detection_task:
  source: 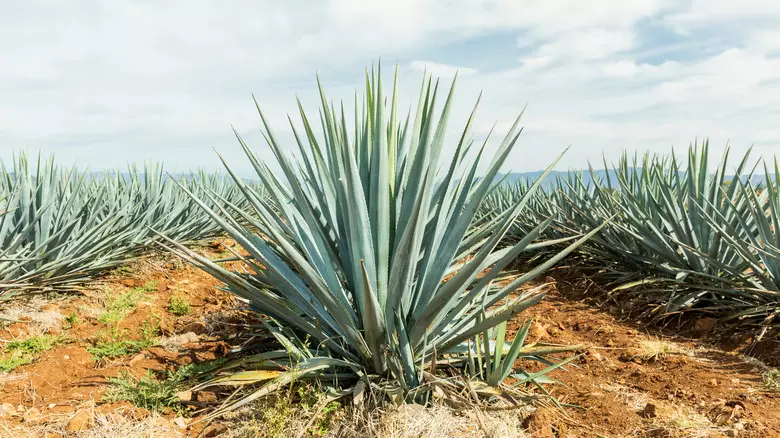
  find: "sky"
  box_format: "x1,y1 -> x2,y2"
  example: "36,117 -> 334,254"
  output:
1,1 -> 780,177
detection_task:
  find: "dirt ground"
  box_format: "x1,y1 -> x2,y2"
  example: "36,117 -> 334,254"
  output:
1,243 -> 778,437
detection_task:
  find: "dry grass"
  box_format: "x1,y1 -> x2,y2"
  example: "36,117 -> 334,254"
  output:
332,403 -> 529,438
601,382 -> 651,411
0,296 -> 64,334
0,404 -> 181,438
219,395 -> 529,438
601,382 -> 732,437
634,339 -> 692,362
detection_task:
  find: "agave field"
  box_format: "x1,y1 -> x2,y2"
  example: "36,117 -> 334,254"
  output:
480,145 -> 780,330
1,67 -> 779,436
0,154 -> 250,300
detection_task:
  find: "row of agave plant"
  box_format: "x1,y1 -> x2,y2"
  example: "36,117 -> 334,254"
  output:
159,68 -> 603,415
0,154 -> 250,300
480,144 -> 780,330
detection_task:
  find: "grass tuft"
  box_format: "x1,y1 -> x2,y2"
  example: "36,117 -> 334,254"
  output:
97,284 -> 156,324
0,334 -> 67,372
764,368 -> 779,391
226,386 -> 343,438
88,319 -> 159,361
104,360 -> 226,414
0,355 -> 32,373
633,339 -> 690,362
63,312 -> 81,329
6,334 -> 66,354
104,370 -> 184,414
167,296 -> 191,316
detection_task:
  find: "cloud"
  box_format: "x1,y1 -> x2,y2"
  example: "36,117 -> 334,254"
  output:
408,61 -> 478,77
0,0 -> 778,175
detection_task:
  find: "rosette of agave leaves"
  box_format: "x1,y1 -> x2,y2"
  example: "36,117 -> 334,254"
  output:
161,66 -> 603,417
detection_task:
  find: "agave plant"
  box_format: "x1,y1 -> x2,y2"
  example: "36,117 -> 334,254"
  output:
483,142 -> 780,328
162,67 -> 600,414
699,159 -> 780,327
0,153 -> 251,299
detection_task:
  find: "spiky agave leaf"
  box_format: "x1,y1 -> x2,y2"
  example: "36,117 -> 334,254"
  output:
167,65 -> 597,407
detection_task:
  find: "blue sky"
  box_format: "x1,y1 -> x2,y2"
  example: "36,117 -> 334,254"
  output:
1,1 -> 779,177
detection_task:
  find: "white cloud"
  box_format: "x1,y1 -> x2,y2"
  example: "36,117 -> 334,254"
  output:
0,0 -> 778,176
409,61 -> 478,78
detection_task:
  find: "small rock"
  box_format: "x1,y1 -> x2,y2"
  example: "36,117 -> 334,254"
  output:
710,379 -> 718,386
177,391 -> 193,402
181,321 -> 207,335
639,403 -> 657,419
63,354 -> 70,360
121,279 -> 135,287
694,317 -> 716,332
178,332 -> 200,344
128,353 -> 147,365
66,409 -> 94,432
196,391 -> 218,403
159,318 -> 175,335
530,323 -> 549,340
48,403 -> 56,409
523,408 -> 564,438
174,417 -> 187,428
203,424 -> 228,437
147,346 -> 179,361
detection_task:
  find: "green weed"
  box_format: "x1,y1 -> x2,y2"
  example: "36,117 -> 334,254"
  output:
137,281 -> 158,292
103,370 -> 183,414
764,368 -> 779,391
63,313 -> 80,329
0,356 -> 32,373
88,319 -> 159,360
167,296 -> 191,316
232,385 -> 343,438
97,284 -> 156,324
103,359 -> 226,414
0,334 -> 67,372
6,334 -> 66,354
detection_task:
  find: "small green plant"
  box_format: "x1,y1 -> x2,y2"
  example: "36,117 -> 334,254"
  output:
114,265 -> 133,275
209,250 -> 232,261
0,355 -> 32,373
764,368 -> 779,391
104,360 -> 226,414
232,386 -> 343,438
6,334 -> 66,354
104,370 -> 183,414
88,338 -> 151,360
1,334 -> 67,372
167,296 -> 191,316
88,319 -> 159,360
63,313 -> 80,329
138,281 -> 158,292
97,285 -> 155,324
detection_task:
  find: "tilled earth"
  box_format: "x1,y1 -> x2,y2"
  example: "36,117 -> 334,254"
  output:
1,244 -> 778,437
